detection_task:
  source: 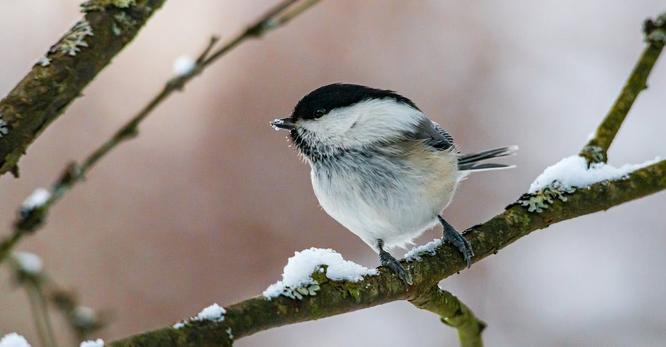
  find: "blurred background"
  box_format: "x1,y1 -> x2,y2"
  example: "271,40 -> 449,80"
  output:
1,1 -> 665,346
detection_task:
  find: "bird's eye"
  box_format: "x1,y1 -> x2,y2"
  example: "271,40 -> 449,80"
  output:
314,109 -> 326,118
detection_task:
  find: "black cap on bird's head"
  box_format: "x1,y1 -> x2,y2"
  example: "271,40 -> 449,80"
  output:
270,83 -> 419,130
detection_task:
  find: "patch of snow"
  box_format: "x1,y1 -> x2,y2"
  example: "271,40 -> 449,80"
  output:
13,252 -> 43,274
79,339 -> 103,347
0,333 -> 31,347
172,55 -> 196,76
0,118 -> 9,137
529,155 -> 661,193
174,303 -> 226,329
21,188 -> 51,211
194,303 -> 225,321
72,306 -> 97,326
37,56 -> 51,67
404,239 -> 442,261
263,248 -> 378,299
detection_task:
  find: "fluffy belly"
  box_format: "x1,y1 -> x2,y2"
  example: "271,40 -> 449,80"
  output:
310,153 -> 459,250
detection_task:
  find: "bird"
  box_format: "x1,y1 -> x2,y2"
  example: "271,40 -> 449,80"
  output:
271,83 -> 516,284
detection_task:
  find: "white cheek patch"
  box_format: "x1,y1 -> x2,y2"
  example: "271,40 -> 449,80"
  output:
299,99 -> 424,148
299,109 -> 360,139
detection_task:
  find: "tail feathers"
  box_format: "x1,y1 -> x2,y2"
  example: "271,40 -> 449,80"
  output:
458,146 -> 518,172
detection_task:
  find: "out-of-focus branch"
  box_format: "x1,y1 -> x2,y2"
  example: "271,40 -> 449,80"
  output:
410,286 -> 485,347
108,12 -> 666,347
9,255 -> 107,345
0,0 -> 167,177
24,279 -> 58,347
580,13 -> 666,164
0,0 -> 322,266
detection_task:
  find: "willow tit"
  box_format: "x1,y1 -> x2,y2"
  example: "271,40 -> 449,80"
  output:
271,83 -> 516,284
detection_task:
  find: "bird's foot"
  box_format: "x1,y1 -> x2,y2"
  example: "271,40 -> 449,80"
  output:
379,249 -> 413,285
439,216 -> 474,268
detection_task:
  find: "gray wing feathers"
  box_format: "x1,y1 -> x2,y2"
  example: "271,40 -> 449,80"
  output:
458,146 -> 518,172
411,119 -> 454,151
408,118 -> 517,172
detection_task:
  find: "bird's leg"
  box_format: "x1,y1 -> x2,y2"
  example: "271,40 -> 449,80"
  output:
438,215 -> 474,268
377,239 -> 413,285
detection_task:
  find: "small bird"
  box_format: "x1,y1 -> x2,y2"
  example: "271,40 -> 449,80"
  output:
271,83 -> 516,284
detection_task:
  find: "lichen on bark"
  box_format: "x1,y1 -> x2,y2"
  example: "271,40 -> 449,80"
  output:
0,0 -> 166,177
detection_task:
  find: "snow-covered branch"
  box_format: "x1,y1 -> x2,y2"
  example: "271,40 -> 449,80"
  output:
106,159 -> 666,347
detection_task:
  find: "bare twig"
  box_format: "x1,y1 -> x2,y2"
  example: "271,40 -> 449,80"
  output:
26,283 -> 55,347
0,0 -> 322,265
580,12 -> 666,163
10,257 -> 59,347
8,256 -> 107,344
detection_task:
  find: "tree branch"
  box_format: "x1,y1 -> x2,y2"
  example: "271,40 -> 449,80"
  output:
580,13 -> 666,163
106,160 -> 666,347
107,11 -> 666,346
410,286 -> 485,347
8,255 -> 107,345
0,0 -> 167,177
0,0 -> 322,266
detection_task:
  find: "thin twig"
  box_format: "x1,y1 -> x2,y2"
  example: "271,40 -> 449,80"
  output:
8,257 -> 106,343
15,267 -> 59,347
0,0 -> 321,265
34,281 -> 59,347
580,12 -> 666,164
26,283 -> 53,347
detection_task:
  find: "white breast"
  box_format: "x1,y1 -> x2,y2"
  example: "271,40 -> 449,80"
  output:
310,145 -> 461,251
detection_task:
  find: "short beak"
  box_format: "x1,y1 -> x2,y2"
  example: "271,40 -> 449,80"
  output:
270,117 -> 296,131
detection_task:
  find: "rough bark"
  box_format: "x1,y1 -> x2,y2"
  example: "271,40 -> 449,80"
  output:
0,0 -> 166,176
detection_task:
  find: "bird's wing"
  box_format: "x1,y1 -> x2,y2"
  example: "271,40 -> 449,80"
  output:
410,119 -> 455,151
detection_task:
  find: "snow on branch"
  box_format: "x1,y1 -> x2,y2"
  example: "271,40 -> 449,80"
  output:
173,303 -> 226,329
263,248 -> 377,300
0,333 -> 31,347
529,155 -> 661,193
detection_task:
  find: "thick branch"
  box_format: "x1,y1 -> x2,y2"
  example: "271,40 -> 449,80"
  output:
580,12 -> 666,163
108,159 -> 666,347
0,0 -> 167,176
410,286 -> 485,347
